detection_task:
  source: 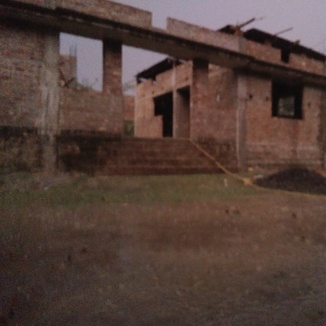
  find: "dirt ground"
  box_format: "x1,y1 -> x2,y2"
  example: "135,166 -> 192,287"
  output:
1,173 -> 326,325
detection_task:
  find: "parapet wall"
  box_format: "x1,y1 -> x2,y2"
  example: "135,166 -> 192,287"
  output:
14,0 -> 152,28
167,18 -> 239,52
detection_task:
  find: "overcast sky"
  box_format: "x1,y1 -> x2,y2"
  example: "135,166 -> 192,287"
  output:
60,0 -> 326,91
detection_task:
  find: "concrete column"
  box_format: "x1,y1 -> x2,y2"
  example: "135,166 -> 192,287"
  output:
236,74 -> 247,171
40,30 -> 60,173
103,39 -> 124,137
190,59 -> 209,140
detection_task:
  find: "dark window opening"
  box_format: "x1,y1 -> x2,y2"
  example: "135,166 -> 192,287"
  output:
176,87 -> 190,138
154,93 -> 173,137
272,82 -> 303,119
281,49 -> 290,63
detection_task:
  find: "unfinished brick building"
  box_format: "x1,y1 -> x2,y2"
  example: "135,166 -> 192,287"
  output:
1,0 -> 326,174
135,28 -> 326,170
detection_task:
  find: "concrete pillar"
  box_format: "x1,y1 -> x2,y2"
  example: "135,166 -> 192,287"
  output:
190,59 -> 209,140
40,30 -> 60,173
236,74 -> 247,171
103,39 -> 124,137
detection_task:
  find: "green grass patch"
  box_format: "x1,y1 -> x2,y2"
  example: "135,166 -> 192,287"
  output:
0,173 -> 259,209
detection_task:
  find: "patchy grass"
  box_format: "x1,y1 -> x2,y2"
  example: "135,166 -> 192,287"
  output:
1,173 -> 326,325
0,173 -> 259,209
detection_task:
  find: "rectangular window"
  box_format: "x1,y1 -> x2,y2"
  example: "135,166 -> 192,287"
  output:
281,49 -> 290,63
272,82 -> 303,119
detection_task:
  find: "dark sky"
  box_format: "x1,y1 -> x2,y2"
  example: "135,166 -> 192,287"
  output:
60,0 -> 326,91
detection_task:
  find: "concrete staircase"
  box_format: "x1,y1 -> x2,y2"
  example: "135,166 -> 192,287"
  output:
57,136 -> 221,175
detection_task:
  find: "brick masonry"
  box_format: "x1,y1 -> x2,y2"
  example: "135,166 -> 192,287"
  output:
0,127 -> 43,173
1,0 -> 326,173
245,76 -> 324,168
167,18 -> 239,53
59,88 -> 123,136
135,58 -> 325,170
124,95 -> 135,122
57,0 -> 152,29
0,21 -> 45,128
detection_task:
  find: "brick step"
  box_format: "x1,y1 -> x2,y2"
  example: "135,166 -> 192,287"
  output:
99,149 -> 209,160
98,153 -> 214,165
99,146 -> 203,155
57,136 -> 224,175
103,159 -> 214,168
100,165 -> 221,176
98,138 -> 198,152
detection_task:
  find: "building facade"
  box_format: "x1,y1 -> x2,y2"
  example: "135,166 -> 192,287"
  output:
135,28 -> 326,170
1,1 -> 325,173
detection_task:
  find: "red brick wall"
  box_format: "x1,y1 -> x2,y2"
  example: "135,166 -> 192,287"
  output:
242,40 -> 280,64
135,62 -> 237,140
135,58 -> 324,169
57,0 -> 152,28
135,62 -> 192,138
135,79 -> 162,138
0,127 -> 43,173
135,63 -> 237,141
167,18 -> 239,52
289,53 -> 325,75
0,19 -> 61,172
245,75 -> 324,168
14,0 -> 152,28
59,88 -> 123,137
0,22 -> 45,128
103,40 -> 122,96
13,0 -> 56,8
242,38 -> 325,76
135,60 -> 238,167
124,95 -> 135,121
205,66 -> 237,140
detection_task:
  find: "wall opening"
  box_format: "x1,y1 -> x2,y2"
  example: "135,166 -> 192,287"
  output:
60,33 -> 103,91
122,46 -> 164,95
175,87 -> 190,138
154,92 -> 173,137
281,49 -> 290,63
272,82 -> 303,119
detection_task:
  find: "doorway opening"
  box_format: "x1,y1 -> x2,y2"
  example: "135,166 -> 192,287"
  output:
175,87 -> 190,138
154,92 -> 173,137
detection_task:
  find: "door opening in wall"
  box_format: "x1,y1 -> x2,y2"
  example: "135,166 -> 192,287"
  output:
154,92 -> 173,137
176,87 -> 190,138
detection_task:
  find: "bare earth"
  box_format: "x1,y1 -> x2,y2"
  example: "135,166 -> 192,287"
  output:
1,173 -> 326,325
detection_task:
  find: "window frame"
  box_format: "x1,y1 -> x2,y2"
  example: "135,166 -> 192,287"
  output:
272,82 -> 303,119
